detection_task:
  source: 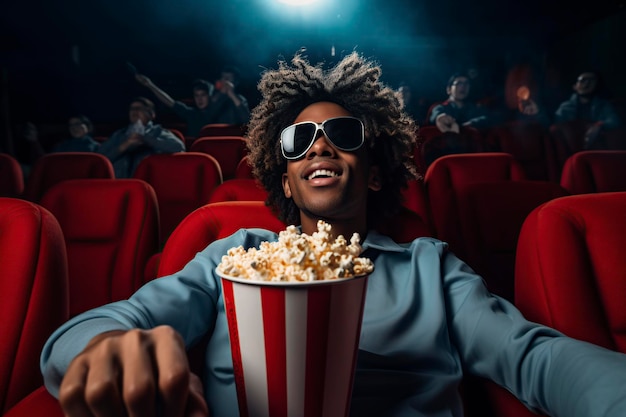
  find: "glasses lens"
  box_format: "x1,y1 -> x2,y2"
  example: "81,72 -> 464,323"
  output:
324,117 -> 364,150
281,122 -> 316,159
280,117 -> 364,160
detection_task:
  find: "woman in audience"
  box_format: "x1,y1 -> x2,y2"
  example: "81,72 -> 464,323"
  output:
51,115 -> 101,153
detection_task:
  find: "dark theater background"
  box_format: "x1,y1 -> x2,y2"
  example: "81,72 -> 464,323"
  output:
1,0 -> 625,147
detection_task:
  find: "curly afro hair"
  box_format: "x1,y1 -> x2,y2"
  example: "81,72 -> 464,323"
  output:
246,50 -> 419,226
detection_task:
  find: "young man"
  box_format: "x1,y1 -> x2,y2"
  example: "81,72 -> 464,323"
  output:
135,74 -> 215,138
429,73 -> 491,133
555,71 -> 621,146
42,53 -> 626,417
206,66 -> 251,126
98,97 -> 185,178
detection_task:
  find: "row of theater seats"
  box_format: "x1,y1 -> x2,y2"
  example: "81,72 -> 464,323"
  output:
417,119 -> 626,180
0,149 -> 259,245
3,186 -> 626,417
403,151 -> 626,302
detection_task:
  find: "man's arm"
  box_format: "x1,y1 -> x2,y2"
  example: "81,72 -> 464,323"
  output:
443,251 -> 626,417
135,74 -> 176,108
142,125 -> 186,153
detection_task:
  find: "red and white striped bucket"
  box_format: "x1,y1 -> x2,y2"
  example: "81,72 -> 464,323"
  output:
220,272 -> 369,417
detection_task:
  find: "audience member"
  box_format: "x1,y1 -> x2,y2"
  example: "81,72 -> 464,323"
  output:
135,74 -> 215,138
98,97 -> 185,178
397,82 -> 426,124
12,121 -> 45,176
429,72 -> 492,132
206,65 -> 250,125
41,51 -> 626,417
555,70 -> 621,147
51,115 -> 101,153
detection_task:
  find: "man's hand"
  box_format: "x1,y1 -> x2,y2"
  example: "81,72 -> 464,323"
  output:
119,133 -> 144,153
58,326 -> 209,417
584,123 -> 603,147
435,113 -> 460,133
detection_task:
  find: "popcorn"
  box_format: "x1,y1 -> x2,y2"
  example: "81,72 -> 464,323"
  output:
216,220 -> 374,282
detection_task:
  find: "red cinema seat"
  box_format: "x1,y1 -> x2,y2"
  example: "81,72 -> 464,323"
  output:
235,155 -> 255,179
400,178 -> 434,236
0,153 -> 24,198
39,179 -> 159,317
424,152 -> 526,259
485,121 -> 559,182
417,126 -> 485,172
23,152 -> 115,203
190,136 -> 248,180
208,178 -> 268,203
0,198 -> 68,414
455,180 -> 568,301
157,201 -> 286,276
133,152 -> 223,245
560,150 -> 626,194
548,120 -> 589,172
515,192 -> 626,351
197,123 -> 247,138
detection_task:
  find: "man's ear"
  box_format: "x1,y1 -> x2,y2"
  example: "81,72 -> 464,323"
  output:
368,166 -> 382,191
282,173 -> 292,198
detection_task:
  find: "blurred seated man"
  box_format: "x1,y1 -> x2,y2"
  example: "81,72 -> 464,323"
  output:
206,65 -> 251,126
429,73 -> 492,133
52,115 -> 101,153
136,75 -> 214,138
99,97 -> 185,178
555,71 -> 621,148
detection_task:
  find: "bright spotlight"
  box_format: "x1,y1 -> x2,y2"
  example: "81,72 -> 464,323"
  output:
277,0 -> 319,5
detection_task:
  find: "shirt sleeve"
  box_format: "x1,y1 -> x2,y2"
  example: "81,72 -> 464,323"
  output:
442,249 -> 626,417
40,230 -> 265,398
429,104 -> 446,124
142,124 -> 186,152
98,129 -> 126,161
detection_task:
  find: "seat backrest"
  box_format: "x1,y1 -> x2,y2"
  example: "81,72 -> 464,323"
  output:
23,152 -> 115,202
400,178 -> 434,236
548,120 -> 590,171
189,136 -> 249,180
0,153 -> 24,198
133,152 -> 223,245
208,178 -> 268,204
560,150 -> 626,194
235,155 -> 255,179
455,180 -> 569,301
39,179 -> 159,317
158,201 -> 286,276
485,121 -> 559,181
197,123 -> 247,138
0,198 -> 68,413
418,126 -> 485,171
515,192 -> 626,352
424,152 -> 527,253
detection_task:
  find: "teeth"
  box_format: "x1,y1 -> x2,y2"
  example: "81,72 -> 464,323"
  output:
307,169 -> 339,180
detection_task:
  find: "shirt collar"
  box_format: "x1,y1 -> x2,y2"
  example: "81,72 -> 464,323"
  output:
361,230 -> 409,253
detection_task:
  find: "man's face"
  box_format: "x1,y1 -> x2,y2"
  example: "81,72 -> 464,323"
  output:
68,117 -> 88,139
281,101 -> 380,228
447,76 -> 470,101
574,72 -> 598,96
221,71 -> 235,84
194,88 -> 210,109
129,101 -> 153,125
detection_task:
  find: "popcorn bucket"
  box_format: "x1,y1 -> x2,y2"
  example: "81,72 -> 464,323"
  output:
219,272 -> 369,417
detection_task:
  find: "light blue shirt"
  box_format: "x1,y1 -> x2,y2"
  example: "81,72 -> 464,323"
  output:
41,229 -> 626,417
